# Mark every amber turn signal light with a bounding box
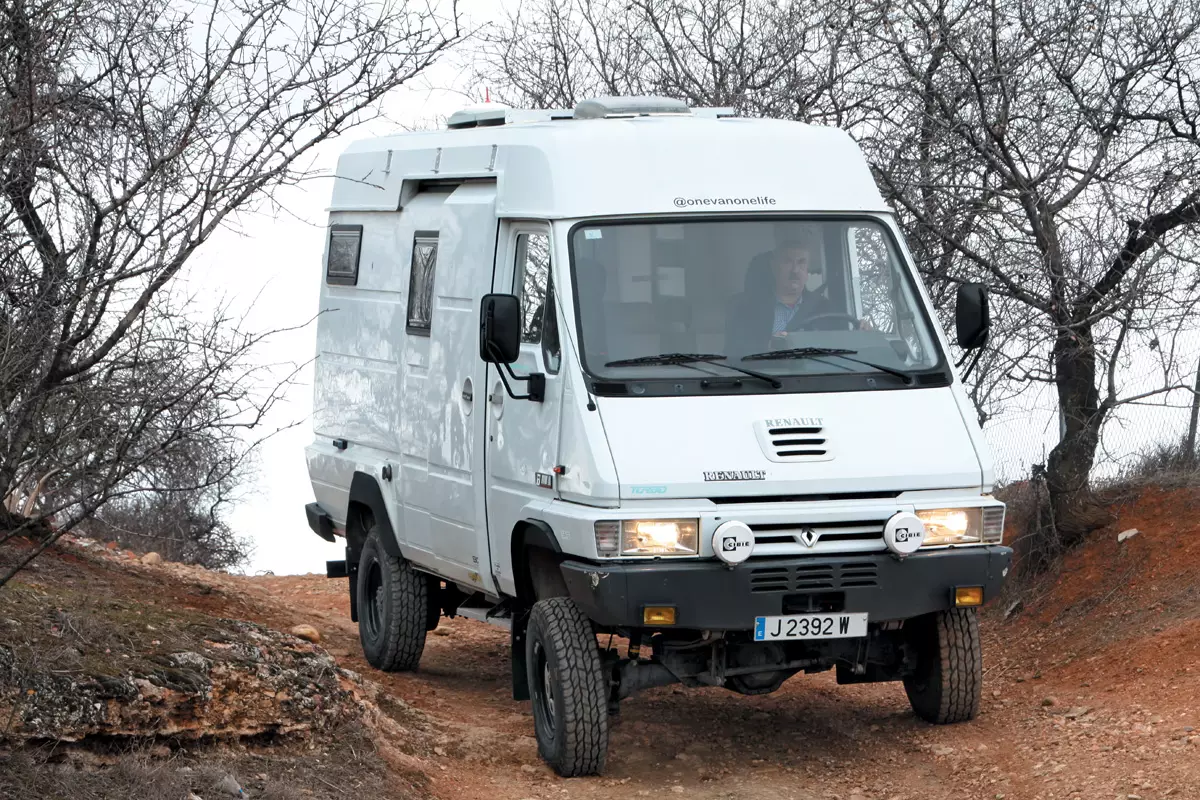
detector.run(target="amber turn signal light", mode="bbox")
[955,586,984,607]
[642,606,677,625]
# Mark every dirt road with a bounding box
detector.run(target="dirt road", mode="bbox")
[249,564,1200,800]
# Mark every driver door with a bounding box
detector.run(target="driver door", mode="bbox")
[485,222,564,595]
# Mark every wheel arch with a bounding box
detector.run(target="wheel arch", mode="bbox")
[347,471,402,560]
[510,518,566,605]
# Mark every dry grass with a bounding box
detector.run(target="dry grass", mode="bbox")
[1099,438,1200,493]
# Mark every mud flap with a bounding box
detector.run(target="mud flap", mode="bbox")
[511,608,530,701]
[346,549,359,623]
[425,576,442,630]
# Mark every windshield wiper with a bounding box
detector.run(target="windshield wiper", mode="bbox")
[604,352,783,389]
[741,347,914,385]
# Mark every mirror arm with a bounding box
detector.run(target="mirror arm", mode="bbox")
[487,343,545,403]
[959,344,986,383]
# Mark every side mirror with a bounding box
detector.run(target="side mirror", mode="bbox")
[479,293,545,403]
[480,293,522,364]
[955,283,990,350]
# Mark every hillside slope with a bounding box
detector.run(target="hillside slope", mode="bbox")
[0,539,438,799]
[3,487,1198,798]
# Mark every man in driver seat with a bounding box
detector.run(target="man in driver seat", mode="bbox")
[728,241,868,357]
[769,241,828,337]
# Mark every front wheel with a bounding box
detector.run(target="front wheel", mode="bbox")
[526,598,609,776]
[903,608,982,724]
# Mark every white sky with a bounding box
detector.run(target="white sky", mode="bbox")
[186,1,503,575]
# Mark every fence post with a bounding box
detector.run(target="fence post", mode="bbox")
[1187,355,1200,464]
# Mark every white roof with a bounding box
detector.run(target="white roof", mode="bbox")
[331,115,889,218]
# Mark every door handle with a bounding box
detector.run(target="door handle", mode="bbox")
[462,378,473,403]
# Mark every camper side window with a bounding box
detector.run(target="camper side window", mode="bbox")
[406,232,439,335]
[325,225,362,286]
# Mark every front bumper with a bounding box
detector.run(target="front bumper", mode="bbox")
[560,546,1012,630]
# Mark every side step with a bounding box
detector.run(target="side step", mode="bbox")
[456,602,515,631]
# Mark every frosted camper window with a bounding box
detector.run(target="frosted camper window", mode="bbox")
[406,232,439,335]
[325,225,362,286]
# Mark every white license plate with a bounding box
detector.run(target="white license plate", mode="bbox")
[754,613,868,641]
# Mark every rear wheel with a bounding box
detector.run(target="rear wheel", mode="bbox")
[357,524,427,671]
[903,608,982,723]
[526,597,608,776]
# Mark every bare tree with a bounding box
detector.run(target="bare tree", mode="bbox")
[0,0,460,582]
[863,0,1200,543]
[479,0,1200,553]
[476,0,875,124]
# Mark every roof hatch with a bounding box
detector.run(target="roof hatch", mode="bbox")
[572,95,691,119]
[444,97,736,130]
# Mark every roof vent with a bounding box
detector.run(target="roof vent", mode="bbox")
[447,105,509,130]
[573,95,691,120]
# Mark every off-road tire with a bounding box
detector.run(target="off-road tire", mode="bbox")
[903,608,982,724]
[356,525,427,672]
[526,597,608,776]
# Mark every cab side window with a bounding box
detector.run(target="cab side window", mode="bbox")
[514,232,560,372]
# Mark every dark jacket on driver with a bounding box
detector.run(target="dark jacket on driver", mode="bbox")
[727,253,831,358]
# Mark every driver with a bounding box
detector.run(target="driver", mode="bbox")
[769,241,828,338]
[727,241,870,358]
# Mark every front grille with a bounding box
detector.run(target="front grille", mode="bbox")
[749,561,880,594]
[749,520,885,557]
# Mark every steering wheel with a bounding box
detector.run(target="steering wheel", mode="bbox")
[794,312,860,331]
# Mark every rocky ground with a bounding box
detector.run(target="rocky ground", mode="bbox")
[2,486,1199,799]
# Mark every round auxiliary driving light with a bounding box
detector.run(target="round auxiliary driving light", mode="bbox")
[883,512,926,557]
[713,520,754,565]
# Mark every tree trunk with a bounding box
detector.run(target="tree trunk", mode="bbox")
[1045,322,1113,547]
[1185,355,1200,465]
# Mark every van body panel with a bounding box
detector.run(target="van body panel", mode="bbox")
[554,375,621,508]
[332,118,887,220]
[595,387,983,500]
[419,184,500,592]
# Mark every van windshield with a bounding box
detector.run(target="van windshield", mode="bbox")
[569,218,944,387]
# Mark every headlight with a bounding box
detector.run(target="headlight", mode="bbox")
[917,508,982,546]
[594,519,699,557]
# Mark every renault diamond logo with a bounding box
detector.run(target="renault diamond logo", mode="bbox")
[799,527,819,548]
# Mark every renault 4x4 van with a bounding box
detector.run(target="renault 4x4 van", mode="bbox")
[304,96,1010,776]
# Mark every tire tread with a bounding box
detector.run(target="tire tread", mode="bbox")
[904,608,981,724]
[359,527,426,672]
[529,597,608,776]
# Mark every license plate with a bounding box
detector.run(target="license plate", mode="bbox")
[754,613,868,641]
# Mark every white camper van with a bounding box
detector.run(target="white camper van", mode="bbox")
[305,97,1010,776]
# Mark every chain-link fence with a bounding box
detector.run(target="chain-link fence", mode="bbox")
[984,337,1200,484]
